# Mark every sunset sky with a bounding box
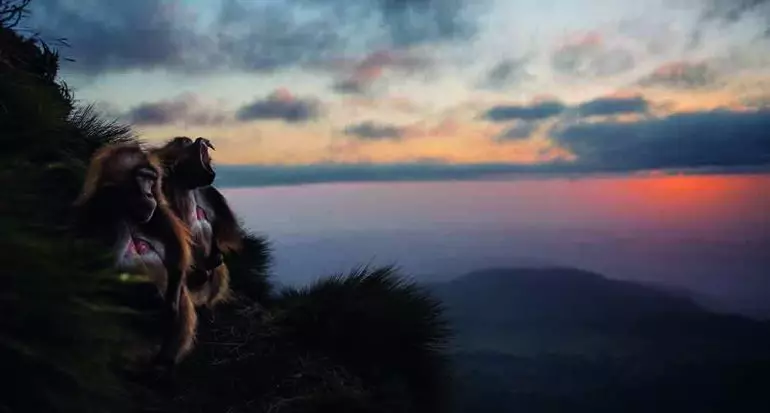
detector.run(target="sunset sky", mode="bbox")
[25,0,770,169]
[19,0,770,315]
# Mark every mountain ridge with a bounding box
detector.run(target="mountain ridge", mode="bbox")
[438,267,770,412]
[430,266,708,326]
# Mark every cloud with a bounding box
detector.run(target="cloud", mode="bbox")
[687,1,770,55]
[122,94,228,126]
[496,121,539,141]
[702,0,770,27]
[589,48,636,76]
[344,121,405,140]
[333,79,368,95]
[575,96,649,117]
[330,50,430,95]
[550,32,636,77]
[28,0,481,75]
[484,101,567,122]
[481,57,534,89]
[125,100,189,126]
[638,61,718,89]
[235,89,321,123]
[217,0,478,73]
[28,0,199,74]
[553,109,770,170]
[214,0,341,72]
[617,18,688,55]
[369,0,479,46]
[484,95,649,125]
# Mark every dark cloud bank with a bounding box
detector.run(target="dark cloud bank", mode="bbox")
[488,96,651,141]
[484,96,649,123]
[27,0,484,75]
[214,107,770,187]
[28,0,193,74]
[553,108,770,170]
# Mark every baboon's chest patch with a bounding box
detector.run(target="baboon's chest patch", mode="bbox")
[187,191,215,254]
[120,235,164,264]
[115,231,167,290]
[195,206,208,222]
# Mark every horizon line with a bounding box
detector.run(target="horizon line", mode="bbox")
[212,162,770,188]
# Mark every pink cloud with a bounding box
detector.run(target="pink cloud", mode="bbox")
[332,49,430,94]
[270,88,296,102]
[640,61,716,89]
[561,31,604,49]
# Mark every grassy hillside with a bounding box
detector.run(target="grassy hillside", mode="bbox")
[0,2,453,412]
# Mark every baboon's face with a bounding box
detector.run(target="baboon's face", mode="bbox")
[166,137,216,189]
[102,150,161,224]
[129,163,160,224]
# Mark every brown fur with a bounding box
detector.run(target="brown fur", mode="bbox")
[170,286,198,361]
[200,185,243,254]
[151,137,244,308]
[189,264,232,308]
[75,143,198,364]
[74,144,193,272]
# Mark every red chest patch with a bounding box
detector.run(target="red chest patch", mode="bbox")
[135,239,151,255]
[126,238,152,257]
[196,206,208,222]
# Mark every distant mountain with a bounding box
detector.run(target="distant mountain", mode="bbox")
[428,267,770,357]
[432,268,770,412]
[431,267,706,328]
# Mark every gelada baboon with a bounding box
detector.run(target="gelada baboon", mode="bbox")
[74,143,197,366]
[151,137,243,308]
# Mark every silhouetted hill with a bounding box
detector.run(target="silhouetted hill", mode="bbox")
[431,267,770,355]
[433,267,705,326]
[429,267,770,412]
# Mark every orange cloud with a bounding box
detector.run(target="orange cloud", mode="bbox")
[531,94,562,104]
[562,31,604,48]
[604,89,643,99]
[400,117,462,139]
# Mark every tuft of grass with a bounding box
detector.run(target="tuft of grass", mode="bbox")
[274,266,454,413]
[225,231,274,306]
[161,266,453,413]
